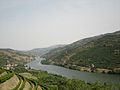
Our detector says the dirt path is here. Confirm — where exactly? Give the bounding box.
[38,86,42,90]
[0,75,19,90]
[23,81,31,90]
[31,83,35,90]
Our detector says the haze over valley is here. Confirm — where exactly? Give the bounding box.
[0,0,120,90]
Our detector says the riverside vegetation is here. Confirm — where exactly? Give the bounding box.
[0,50,119,90]
[0,66,120,90]
[42,31,120,74]
[0,31,120,89]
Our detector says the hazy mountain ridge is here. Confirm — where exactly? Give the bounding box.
[42,32,106,59]
[27,44,65,56]
[43,30,120,73]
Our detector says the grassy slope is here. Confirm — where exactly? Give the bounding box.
[0,67,120,90]
[43,31,120,73]
[0,68,42,90]
[0,49,34,67]
[0,74,19,90]
[17,69,120,90]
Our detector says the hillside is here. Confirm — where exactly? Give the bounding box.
[0,49,34,68]
[43,31,120,73]
[27,44,65,56]
[0,67,119,90]
[0,68,42,90]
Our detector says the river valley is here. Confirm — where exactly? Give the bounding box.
[26,57,120,85]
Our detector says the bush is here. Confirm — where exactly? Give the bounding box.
[12,74,22,90]
[0,70,14,83]
[18,75,26,90]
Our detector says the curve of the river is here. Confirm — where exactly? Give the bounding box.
[26,57,120,84]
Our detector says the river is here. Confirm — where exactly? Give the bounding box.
[26,57,120,84]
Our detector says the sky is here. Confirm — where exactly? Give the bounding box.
[0,0,120,50]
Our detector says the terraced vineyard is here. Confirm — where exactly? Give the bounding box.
[0,67,120,90]
[0,68,42,90]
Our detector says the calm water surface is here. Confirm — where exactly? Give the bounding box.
[26,57,120,84]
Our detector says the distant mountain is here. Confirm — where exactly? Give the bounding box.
[27,44,65,56]
[43,30,120,73]
[0,48,34,67]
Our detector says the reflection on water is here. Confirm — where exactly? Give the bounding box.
[26,57,120,84]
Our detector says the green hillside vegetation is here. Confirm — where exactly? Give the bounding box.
[0,49,34,67]
[0,67,42,90]
[43,31,120,74]
[0,67,119,90]
[0,31,120,89]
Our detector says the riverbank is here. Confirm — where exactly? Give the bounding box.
[41,59,120,74]
[12,67,120,90]
[26,58,120,85]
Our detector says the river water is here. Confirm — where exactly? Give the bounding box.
[26,57,120,84]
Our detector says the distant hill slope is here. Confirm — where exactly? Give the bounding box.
[27,44,65,56]
[43,31,120,73]
[0,49,34,67]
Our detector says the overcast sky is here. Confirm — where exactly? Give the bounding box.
[0,0,120,50]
